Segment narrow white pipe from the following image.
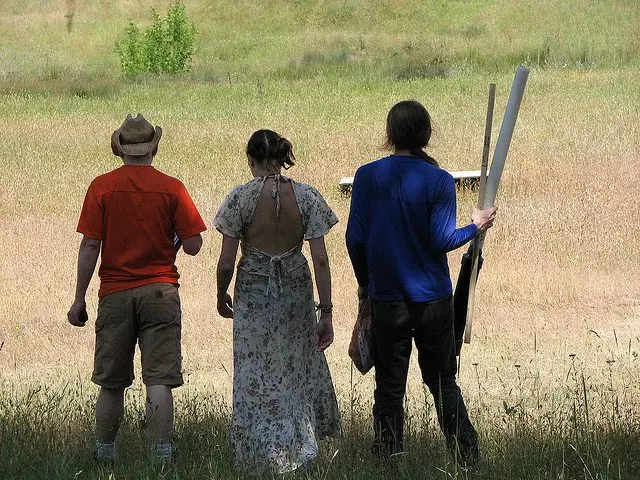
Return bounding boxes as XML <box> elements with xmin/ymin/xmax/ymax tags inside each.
<box><xmin>463</xmin><ymin>83</ymin><xmax>495</xmax><ymax>345</ymax></box>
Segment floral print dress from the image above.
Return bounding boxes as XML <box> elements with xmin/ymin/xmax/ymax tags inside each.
<box><xmin>214</xmin><ymin>174</ymin><xmax>341</xmax><ymax>474</ymax></box>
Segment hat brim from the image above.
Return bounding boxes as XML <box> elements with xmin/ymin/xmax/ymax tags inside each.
<box><xmin>111</xmin><ymin>126</ymin><xmax>163</xmax><ymax>157</ymax></box>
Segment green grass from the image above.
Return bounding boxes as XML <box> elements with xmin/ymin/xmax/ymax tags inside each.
<box><xmin>1</xmin><ymin>374</ymin><xmax>639</xmax><ymax>479</ymax></box>
<box><xmin>0</xmin><ymin>0</ymin><xmax>638</xmax><ymax>94</ymax></box>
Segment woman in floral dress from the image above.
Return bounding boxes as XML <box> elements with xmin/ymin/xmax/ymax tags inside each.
<box><xmin>214</xmin><ymin>129</ymin><xmax>340</xmax><ymax>474</ymax></box>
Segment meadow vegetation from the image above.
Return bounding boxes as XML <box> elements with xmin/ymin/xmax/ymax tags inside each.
<box><xmin>0</xmin><ymin>0</ymin><xmax>639</xmax><ymax>478</ymax></box>
<box><xmin>115</xmin><ymin>2</ymin><xmax>196</xmax><ymax>77</ymax></box>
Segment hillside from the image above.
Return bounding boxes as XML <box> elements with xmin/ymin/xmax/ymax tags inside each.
<box><xmin>0</xmin><ymin>0</ymin><xmax>638</xmax><ymax>95</ymax></box>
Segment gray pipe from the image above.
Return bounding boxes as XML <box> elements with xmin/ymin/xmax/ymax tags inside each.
<box><xmin>475</xmin><ymin>66</ymin><xmax>529</xmax><ymax>254</ymax></box>
<box><xmin>482</xmin><ymin>65</ymin><xmax>529</xmax><ymax>208</ymax></box>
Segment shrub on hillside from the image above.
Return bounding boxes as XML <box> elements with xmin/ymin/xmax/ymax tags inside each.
<box><xmin>115</xmin><ymin>22</ymin><xmax>146</xmax><ymax>77</ymax></box>
<box><xmin>115</xmin><ymin>2</ymin><xmax>196</xmax><ymax>77</ymax></box>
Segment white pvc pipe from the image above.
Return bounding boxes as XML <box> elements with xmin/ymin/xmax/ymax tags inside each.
<box><xmin>482</xmin><ymin>65</ymin><xmax>529</xmax><ymax>210</ymax></box>
<box><xmin>465</xmin><ymin>66</ymin><xmax>529</xmax><ymax>343</ymax></box>
<box><xmin>475</xmin><ymin>65</ymin><xmax>529</xmax><ymax>254</ymax></box>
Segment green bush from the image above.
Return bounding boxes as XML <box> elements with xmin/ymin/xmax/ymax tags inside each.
<box><xmin>115</xmin><ymin>2</ymin><xmax>196</xmax><ymax>77</ymax></box>
<box><xmin>115</xmin><ymin>22</ymin><xmax>146</xmax><ymax>77</ymax></box>
<box><xmin>163</xmin><ymin>3</ymin><xmax>196</xmax><ymax>74</ymax></box>
<box><xmin>144</xmin><ymin>9</ymin><xmax>167</xmax><ymax>74</ymax></box>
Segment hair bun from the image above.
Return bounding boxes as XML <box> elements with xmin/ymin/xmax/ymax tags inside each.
<box><xmin>246</xmin><ymin>129</ymin><xmax>296</xmax><ymax>169</ymax></box>
<box><xmin>276</xmin><ymin>136</ymin><xmax>295</xmax><ymax>168</ymax></box>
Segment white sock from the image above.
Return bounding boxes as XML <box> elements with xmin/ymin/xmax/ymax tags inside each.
<box><xmin>153</xmin><ymin>442</ymin><xmax>173</xmax><ymax>459</ymax></box>
<box><xmin>95</xmin><ymin>441</ymin><xmax>115</xmax><ymax>460</ymax></box>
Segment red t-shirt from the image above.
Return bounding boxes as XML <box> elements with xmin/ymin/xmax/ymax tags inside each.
<box><xmin>77</xmin><ymin>165</ymin><xmax>207</xmax><ymax>298</ymax></box>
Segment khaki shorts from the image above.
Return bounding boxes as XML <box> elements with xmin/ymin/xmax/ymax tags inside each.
<box><xmin>92</xmin><ymin>282</ymin><xmax>183</xmax><ymax>389</ymax></box>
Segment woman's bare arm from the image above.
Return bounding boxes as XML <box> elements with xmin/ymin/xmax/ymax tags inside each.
<box><xmin>309</xmin><ymin>236</ymin><xmax>333</xmax><ymax>351</ymax></box>
<box><xmin>216</xmin><ymin>235</ymin><xmax>240</xmax><ymax>318</ymax></box>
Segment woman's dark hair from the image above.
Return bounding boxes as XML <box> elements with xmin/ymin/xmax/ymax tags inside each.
<box><xmin>246</xmin><ymin>129</ymin><xmax>296</xmax><ymax>169</ymax></box>
<box><xmin>384</xmin><ymin>100</ymin><xmax>439</xmax><ymax>167</ymax></box>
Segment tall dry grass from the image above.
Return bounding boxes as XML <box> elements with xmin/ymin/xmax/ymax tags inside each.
<box><xmin>0</xmin><ymin>69</ymin><xmax>637</xmax><ymax>403</ymax></box>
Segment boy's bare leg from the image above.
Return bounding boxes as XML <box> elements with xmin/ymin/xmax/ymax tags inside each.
<box><xmin>96</xmin><ymin>387</ymin><xmax>125</xmax><ymax>442</ymax></box>
<box><xmin>146</xmin><ymin>385</ymin><xmax>174</xmax><ymax>456</ymax></box>
<box><xmin>95</xmin><ymin>387</ymin><xmax>124</xmax><ymax>462</ymax></box>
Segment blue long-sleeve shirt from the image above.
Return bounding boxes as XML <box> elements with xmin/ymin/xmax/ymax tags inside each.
<box><xmin>346</xmin><ymin>155</ymin><xmax>477</xmax><ymax>302</ymax></box>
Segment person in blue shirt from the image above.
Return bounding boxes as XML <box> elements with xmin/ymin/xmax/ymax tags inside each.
<box><xmin>346</xmin><ymin>100</ymin><xmax>497</xmax><ymax>465</ymax></box>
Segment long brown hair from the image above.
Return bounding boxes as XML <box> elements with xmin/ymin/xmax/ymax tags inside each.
<box><xmin>384</xmin><ymin>100</ymin><xmax>439</xmax><ymax>167</ymax></box>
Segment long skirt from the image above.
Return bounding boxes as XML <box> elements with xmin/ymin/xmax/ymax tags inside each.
<box><xmin>231</xmin><ymin>260</ymin><xmax>340</xmax><ymax>473</ymax></box>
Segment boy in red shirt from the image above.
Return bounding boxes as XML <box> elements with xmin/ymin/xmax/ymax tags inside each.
<box><xmin>67</xmin><ymin>114</ymin><xmax>207</xmax><ymax>463</ymax></box>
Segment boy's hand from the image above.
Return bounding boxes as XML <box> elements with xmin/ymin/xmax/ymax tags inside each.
<box><xmin>471</xmin><ymin>206</ymin><xmax>498</xmax><ymax>232</ymax></box>
<box><xmin>68</xmin><ymin>300</ymin><xmax>88</xmax><ymax>326</ymax></box>
<box><xmin>217</xmin><ymin>292</ymin><xmax>234</xmax><ymax>318</ymax></box>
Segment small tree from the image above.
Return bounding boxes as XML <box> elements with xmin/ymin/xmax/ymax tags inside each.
<box><xmin>115</xmin><ymin>22</ymin><xmax>146</xmax><ymax>77</ymax></box>
<box><xmin>144</xmin><ymin>10</ymin><xmax>167</xmax><ymax>74</ymax></box>
<box><xmin>164</xmin><ymin>3</ymin><xmax>196</xmax><ymax>74</ymax></box>
<box><xmin>115</xmin><ymin>2</ymin><xmax>196</xmax><ymax>78</ymax></box>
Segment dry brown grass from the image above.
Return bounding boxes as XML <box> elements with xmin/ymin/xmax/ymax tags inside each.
<box><xmin>0</xmin><ymin>70</ymin><xmax>638</xmax><ymax>426</ymax></box>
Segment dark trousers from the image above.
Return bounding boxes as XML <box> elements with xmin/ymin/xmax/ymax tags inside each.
<box><xmin>371</xmin><ymin>295</ymin><xmax>478</xmax><ymax>462</ymax></box>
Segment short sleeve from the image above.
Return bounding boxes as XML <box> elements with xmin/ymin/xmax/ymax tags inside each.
<box><xmin>214</xmin><ymin>187</ymin><xmax>243</xmax><ymax>239</ymax></box>
<box><xmin>76</xmin><ymin>181</ymin><xmax>104</xmax><ymax>240</ymax></box>
<box><xmin>174</xmin><ymin>182</ymin><xmax>207</xmax><ymax>240</ymax></box>
<box><xmin>301</xmin><ymin>185</ymin><xmax>339</xmax><ymax>240</ymax></box>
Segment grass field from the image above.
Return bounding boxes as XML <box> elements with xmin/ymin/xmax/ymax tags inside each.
<box><xmin>1</xmin><ymin>1</ymin><xmax>639</xmax><ymax>479</ymax></box>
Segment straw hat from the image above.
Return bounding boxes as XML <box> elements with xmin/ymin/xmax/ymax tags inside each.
<box><xmin>111</xmin><ymin>114</ymin><xmax>162</xmax><ymax>157</ymax></box>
